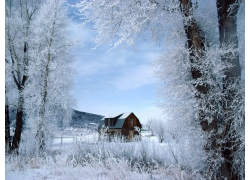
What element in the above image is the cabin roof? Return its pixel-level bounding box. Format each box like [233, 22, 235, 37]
[98, 118, 126, 129]
[101, 113, 123, 120]
[119, 112, 132, 119]
[98, 112, 134, 129]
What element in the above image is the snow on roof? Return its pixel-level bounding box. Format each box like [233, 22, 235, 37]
[118, 112, 132, 119]
[103, 113, 123, 119]
[102, 112, 133, 119]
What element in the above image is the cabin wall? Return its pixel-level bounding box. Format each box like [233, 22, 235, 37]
[107, 129, 121, 134]
[105, 118, 117, 126]
[122, 113, 141, 140]
[122, 113, 141, 129]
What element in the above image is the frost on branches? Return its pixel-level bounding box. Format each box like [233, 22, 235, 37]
[24, 0, 76, 153]
[5, 0, 42, 152]
[5, 0, 76, 154]
[76, 0, 244, 179]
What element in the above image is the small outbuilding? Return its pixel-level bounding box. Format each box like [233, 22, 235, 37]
[98, 112, 142, 140]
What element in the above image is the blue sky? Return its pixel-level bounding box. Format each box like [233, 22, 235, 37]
[68, 6, 164, 124]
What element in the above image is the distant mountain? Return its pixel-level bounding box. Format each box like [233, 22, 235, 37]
[8, 108, 104, 130]
[70, 109, 104, 129]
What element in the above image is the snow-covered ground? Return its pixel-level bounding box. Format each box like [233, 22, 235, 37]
[5, 129, 204, 180]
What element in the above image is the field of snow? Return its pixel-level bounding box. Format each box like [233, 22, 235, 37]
[5, 128, 204, 180]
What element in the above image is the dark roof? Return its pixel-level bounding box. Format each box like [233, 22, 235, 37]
[98, 112, 133, 129]
[98, 118, 126, 129]
[98, 120, 105, 129]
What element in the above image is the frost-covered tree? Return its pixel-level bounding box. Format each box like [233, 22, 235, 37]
[5, 0, 76, 153]
[151, 118, 166, 143]
[5, 54, 20, 153]
[175, 1, 244, 178]
[23, 0, 76, 152]
[145, 118, 154, 136]
[75, 0, 244, 179]
[5, 0, 42, 152]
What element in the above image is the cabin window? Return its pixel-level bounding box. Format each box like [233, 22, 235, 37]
[108, 119, 111, 126]
[130, 119, 133, 127]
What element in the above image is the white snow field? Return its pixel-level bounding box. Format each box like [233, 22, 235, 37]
[5, 129, 205, 180]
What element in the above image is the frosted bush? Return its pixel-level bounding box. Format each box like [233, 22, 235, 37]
[6, 151, 204, 180]
[70, 136, 205, 175]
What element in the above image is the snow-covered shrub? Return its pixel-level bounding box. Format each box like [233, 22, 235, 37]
[17, 129, 54, 157]
[69, 135, 205, 176]
[6, 150, 204, 180]
[98, 125, 109, 141]
[6, 154, 26, 171]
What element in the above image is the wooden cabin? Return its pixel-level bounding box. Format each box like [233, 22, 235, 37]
[98, 112, 142, 140]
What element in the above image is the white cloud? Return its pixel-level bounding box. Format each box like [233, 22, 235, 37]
[68, 19, 162, 91]
[72, 38, 161, 91]
[111, 64, 156, 90]
[73, 51, 127, 78]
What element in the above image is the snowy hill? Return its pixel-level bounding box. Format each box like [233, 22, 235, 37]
[70, 109, 104, 129]
[8, 108, 104, 130]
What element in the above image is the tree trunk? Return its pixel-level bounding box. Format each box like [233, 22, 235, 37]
[36, 35, 53, 152]
[6, 0, 39, 153]
[179, 0, 217, 128]
[5, 91, 11, 153]
[217, 0, 241, 80]
[11, 92, 24, 153]
[10, 43, 28, 152]
[36, 121, 46, 152]
[216, 1, 242, 179]
[179, 0, 242, 179]
[179, 0, 221, 178]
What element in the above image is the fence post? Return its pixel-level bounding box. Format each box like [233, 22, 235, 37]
[61, 133, 63, 146]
